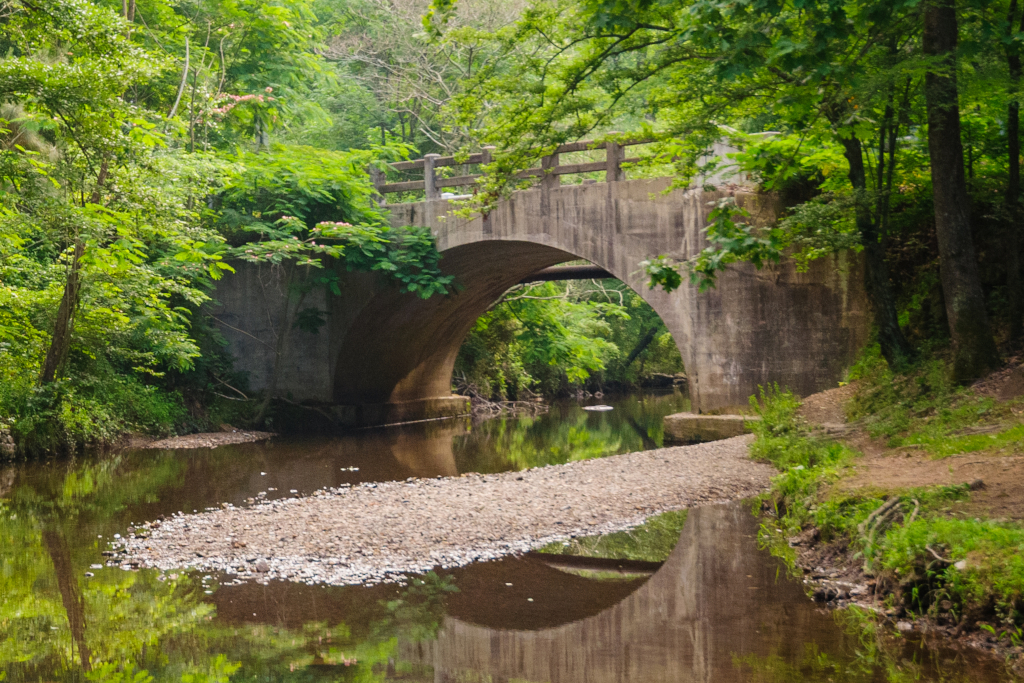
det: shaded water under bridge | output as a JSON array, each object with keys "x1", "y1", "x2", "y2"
[{"x1": 213, "y1": 140, "x2": 869, "y2": 427}]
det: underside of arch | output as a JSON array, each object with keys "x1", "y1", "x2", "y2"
[{"x1": 330, "y1": 240, "x2": 587, "y2": 426}]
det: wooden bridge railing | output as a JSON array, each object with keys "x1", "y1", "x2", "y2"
[{"x1": 371, "y1": 137, "x2": 654, "y2": 202}]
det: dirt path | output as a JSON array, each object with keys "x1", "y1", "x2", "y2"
[
  {"x1": 114, "y1": 435, "x2": 773, "y2": 585},
  {"x1": 801, "y1": 382, "x2": 1024, "y2": 521}
]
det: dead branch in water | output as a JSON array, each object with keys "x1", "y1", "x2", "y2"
[{"x1": 453, "y1": 375, "x2": 549, "y2": 418}]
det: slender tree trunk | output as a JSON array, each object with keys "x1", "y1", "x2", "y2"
[
  {"x1": 167, "y1": 37, "x2": 190, "y2": 119},
  {"x1": 923, "y1": 0, "x2": 1000, "y2": 380},
  {"x1": 39, "y1": 162, "x2": 109, "y2": 386},
  {"x1": 42, "y1": 528, "x2": 92, "y2": 671},
  {"x1": 1007, "y1": 0, "x2": 1023, "y2": 342},
  {"x1": 624, "y1": 326, "x2": 659, "y2": 367},
  {"x1": 39, "y1": 239, "x2": 85, "y2": 384},
  {"x1": 839, "y1": 135, "x2": 915, "y2": 368}
]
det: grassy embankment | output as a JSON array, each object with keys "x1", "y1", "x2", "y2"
[{"x1": 753, "y1": 348, "x2": 1024, "y2": 652}]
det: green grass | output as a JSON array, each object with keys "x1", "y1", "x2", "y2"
[
  {"x1": 537, "y1": 509, "x2": 689, "y2": 562},
  {"x1": 848, "y1": 346, "x2": 1024, "y2": 458},
  {"x1": 881, "y1": 517, "x2": 1024, "y2": 622},
  {"x1": 891, "y1": 423, "x2": 1024, "y2": 459}
]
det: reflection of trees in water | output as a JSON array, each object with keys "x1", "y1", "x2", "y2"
[
  {"x1": 454, "y1": 392, "x2": 687, "y2": 473},
  {"x1": 0, "y1": 455, "x2": 215, "y2": 677},
  {"x1": 0, "y1": 453, "x2": 456, "y2": 681}
]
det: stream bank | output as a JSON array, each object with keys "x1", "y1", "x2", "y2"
[{"x1": 752, "y1": 375, "x2": 1024, "y2": 676}]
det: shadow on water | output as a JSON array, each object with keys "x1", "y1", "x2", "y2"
[{"x1": 0, "y1": 389, "x2": 1015, "y2": 681}]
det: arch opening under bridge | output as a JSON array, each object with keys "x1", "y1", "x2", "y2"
[{"x1": 329, "y1": 239, "x2": 675, "y2": 426}]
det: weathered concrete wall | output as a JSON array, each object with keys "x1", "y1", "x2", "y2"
[{"x1": 212, "y1": 177, "x2": 869, "y2": 424}]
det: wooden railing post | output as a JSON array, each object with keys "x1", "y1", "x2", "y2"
[
  {"x1": 541, "y1": 152, "x2": 560, "y2": 191},
  {"x1": 368, "y1": 165, "x2": 386, "y2": 206},
  {"x1": 480, "y1": 146, "x2": 496, "y2": 235},
  {"x1": 605, "y1": 138, "x2": 624, "y2": 182},
  {"x1": 424, "y1": 153, "x2": 440, "y2": 200},
  {"x1": 481, "y1": 146, "x2": 495, "y2": 166}
]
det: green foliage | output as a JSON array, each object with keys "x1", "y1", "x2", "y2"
[
  {"x1": 848, "y1": 346, "x2": 1024, "y2": 457},
  {"x1": 440, "y1": 0, "x2": 1024, "y2": 378},
  {"x1": 648, "y1": 188, "x2": 862, "y2": 293},
  {"x1": 455, "y1": 281, "x2": 620, "y2": 398},
  {"x1": 220, "y1": 144, "x2": 454, "y2": 299},
  {"x1": 455, "y1": 280, "x2": 682, "y2": 399},
  {"x1": 10, "y1": 372, "x2": 187, "y2": 454},
  {"x1": 776, "y1": 194, "x2": 862, "y2": 271},
  {"x1": 881, "y1": 517, "x2": 1024, "y2": 622},
  {"x1": 0, "y1": 0, "x2": 457, "y2": 451},
  {"x1": 687, "y1": 198, "x2": 785, "y2": 293},
  {"x1": 639, "y1": 255, "x2": 683, "y2": 294}
]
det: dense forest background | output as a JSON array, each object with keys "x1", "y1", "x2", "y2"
[
  {"x1": 0, "y1": 0, "x2": 683, "y2": 454},
  {"x1": 3, "y1": 0, "x2": 1024, "y2": 453}
]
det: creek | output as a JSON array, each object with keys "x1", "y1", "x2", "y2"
[{"x1": 0, "y1": 390, "x2": 1011, "y2": 681}]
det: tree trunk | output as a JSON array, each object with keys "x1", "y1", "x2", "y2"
[
  {"x1": 624, "y1": 326, "x2": 659, "y2": 367},
  {"x1": 42, "y1": 527, "x2": 92, "y2": 671},
  {"x1": 923, "y1": 0, "x2": 1000, "y2": 380},
  {"x1": 1007, "y1": 0, "x2": 1023, "y2": 342},
  {"x1": 839, "y1": 135, "x2": 915, "y2": 368},
  {"x1": 39, "y1": 160, "x2": 109, "y2": 386},
  {"x1": 39, "y1": 239, "x2": 85, "y2": 384}
]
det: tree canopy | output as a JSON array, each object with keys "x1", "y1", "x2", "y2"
[{"x1": 437, "y1": 0, "x2": 1024, "y2": 379}]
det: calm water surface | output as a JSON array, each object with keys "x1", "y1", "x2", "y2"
[{"x1": 0, "y1": 390, "x2": 1013, "y2": 681}]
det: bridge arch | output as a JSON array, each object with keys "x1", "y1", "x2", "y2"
[
  {"x1": 330, "y1": 236, "x2": 671, "y2": 426},
  {"x1": 212, "y1": 179, "x2": 869, "y2": 428}
]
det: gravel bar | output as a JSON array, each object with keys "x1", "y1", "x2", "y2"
[{"x1": 114, "y1": 435, "x2": 772, "y2": 585}]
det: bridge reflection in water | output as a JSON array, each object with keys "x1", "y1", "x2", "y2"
[{"x1": 405, "y1": 503, "x2": 839, "y2": 683}]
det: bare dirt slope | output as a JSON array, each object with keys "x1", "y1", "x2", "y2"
[{"x1": 797, "y1": 383, "x2": 857, "y2": 425}]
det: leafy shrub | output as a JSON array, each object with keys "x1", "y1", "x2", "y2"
[
  {"x1": 881, "y1": 517, "x2": 1024, "y2": 622},
  {"x1": 4, "y1": 360, "x2": 186, "y2": 456}
]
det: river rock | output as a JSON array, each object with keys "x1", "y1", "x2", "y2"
[{"x1": 663, "y1": 413, "x2": 761, "y2": 444}]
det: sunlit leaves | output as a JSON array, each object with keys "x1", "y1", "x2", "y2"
[{"x1": 221, "y1": 144, "x2": 454, "y2": 299}]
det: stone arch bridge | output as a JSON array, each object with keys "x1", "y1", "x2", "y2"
[{"x1": 212, "y1": 140, "x2": 868, "y2": 427}]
